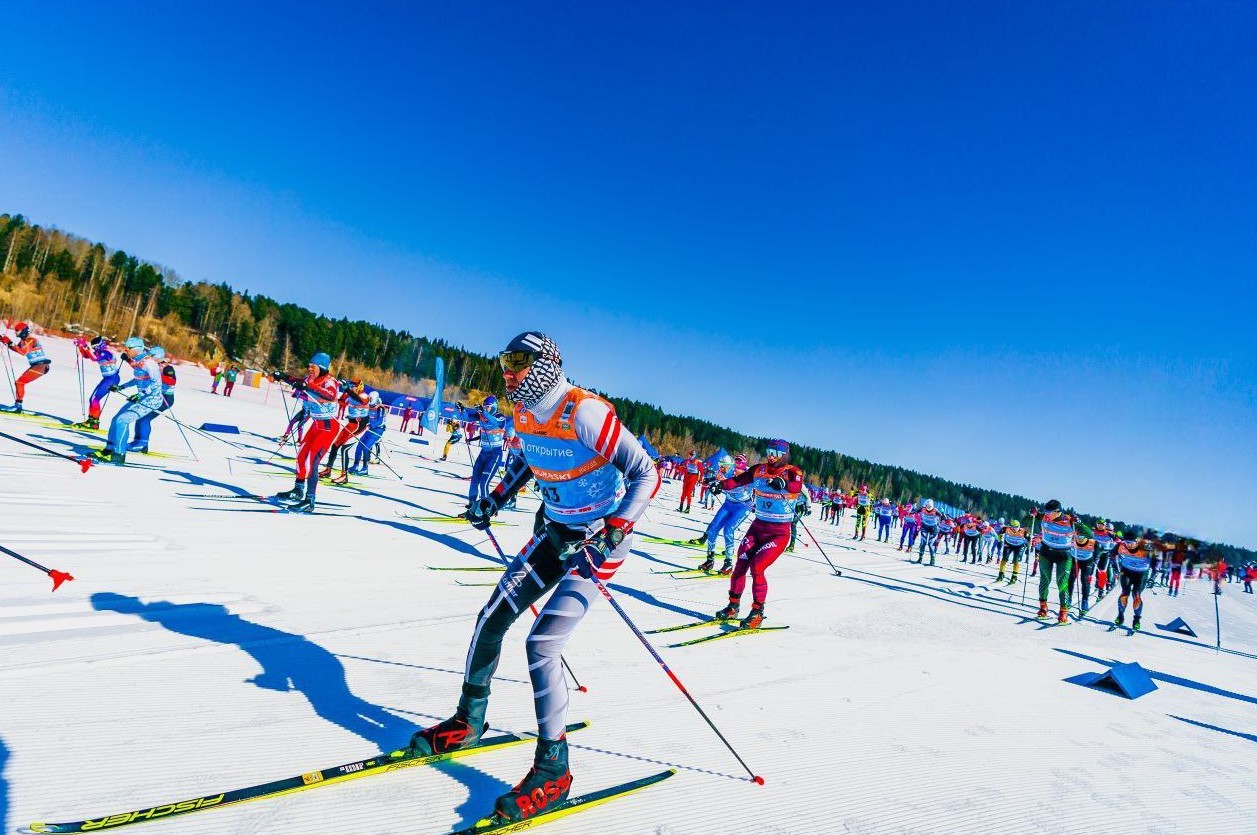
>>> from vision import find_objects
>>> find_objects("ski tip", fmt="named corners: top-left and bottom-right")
top-left (752, 774), bottom-right (765, 785)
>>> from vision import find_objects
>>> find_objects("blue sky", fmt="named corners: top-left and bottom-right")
top-left (2, 2), bottom-right (1255, 546)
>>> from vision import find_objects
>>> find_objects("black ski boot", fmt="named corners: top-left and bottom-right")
top-left (408, 685), bottom-right (489, 757)
top-left (714, 594), bottom-right (740, 621)
top-left (275, 481), bottom-right (304, 503)
top-left (493, 735), bottom-right (571, 823)
top-left (287, 495), bottom-right (316, 514)
top-left (697, 555), bottom-right (715, 572)
top-left (687, 534), bottom-right (707, 546)
top-left (719, 557), bottom-right (733, 575)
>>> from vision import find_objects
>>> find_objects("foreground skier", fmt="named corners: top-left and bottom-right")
top-left (406, 331), bottom-right (659, 824)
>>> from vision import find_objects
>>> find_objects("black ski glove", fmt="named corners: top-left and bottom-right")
top-left (466, 496), bottom-right (497, 530)
top-left (767, 476), bottom-right (787, 490)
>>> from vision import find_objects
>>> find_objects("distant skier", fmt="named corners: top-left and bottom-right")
top-left (711, 439), bottom-right (803, 630)
top-left (467, 395), bottom-right (510, 507)
top-left (405, 331), bottom-right (658, 825)
top-left (677, 450), bottom-right (704, 513)
top-left (1033, 500), bottom-right (1076, 624)
top-left (995, 520), bottom-right (1028, 583)
top-left (937, 515), bottom-right (955, 555)
top-left (1092, 519), bottom-right (1117, 599)
top-left (399, 403), bottom-right (414, 433)
top-left (1, 322), bottom-right (51, 412)
top-left (440, 418), bottom-right (463, 461)
top-left (853, 485), bottom-right (871, 539)
top-left (873, 498), bottom-right (894, 542)
top-left (694, 454), bottom-right (752, 574)
top-left (914, 500), bottom-right (941, 564)
top-left (349, 391), bottom-right (388, 475)
top-left (896, 502), bottom-right (918, 551)
top-left (1113, 532), bottom-right (1152, 629)
top-left (325, 379), bottom-right (369, 483)
top-left (272, 352), bottom-right (341, 513)
top-left (959, 514), bottom-right (982, 563)
top-left (73, 335), bottom-right (121, 429)
top-left (222, 365), bottom-right (239, 397)
top-left (1068, 524), bottom-right (1097, 614)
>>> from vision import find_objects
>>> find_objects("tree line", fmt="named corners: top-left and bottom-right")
top-left (1, 211), bottom-right (1251, 564)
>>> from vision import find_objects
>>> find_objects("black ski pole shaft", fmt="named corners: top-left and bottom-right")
top-left (483, 528), bottom-right (587, 693)
top-left (0, 429), bottom-right (93, 472)
top-left (578, 551), bottom-right (764, 784)
top-left (373, 441), bottom-right (404, 480)
top-left (161, 406), bottom-right (200, 462)
top-left (799, 520), bottom-right (843, 576)
top-left (1215, 587), bottom-right (1222, 653)
top-left (1020, 513), bottom-right (1037, 606)
top-left (0, 348), bottom-right (16, 398)
top-left (0, 543), bottom-right (75, 591)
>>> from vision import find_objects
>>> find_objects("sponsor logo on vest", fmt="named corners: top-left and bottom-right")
top-left (525, 443), bottom-right (574, 457)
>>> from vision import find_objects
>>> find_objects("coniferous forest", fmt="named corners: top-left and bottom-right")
top-left (1, 212), bottom-right (1251, 564)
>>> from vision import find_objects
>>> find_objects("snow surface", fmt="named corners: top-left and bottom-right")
top-left (1, 334), bottom-right (1255, 835)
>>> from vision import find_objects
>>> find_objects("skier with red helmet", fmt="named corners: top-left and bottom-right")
top-left (711, 439), bottom-right (804, 629)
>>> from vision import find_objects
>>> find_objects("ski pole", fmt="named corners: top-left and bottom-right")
top-left (0, 543), bottom-right (75, 591)
top-left (0, 429), bottom-right (93, 472)
top-left (1214, 584), bottom-right (1222, 654)
top-left (574, 545), bottom-right (765, 785)
top-left (1020, 511), bottom-right (1037, 607)
top-left (76, 349), bottom-right (87, 420)
top-left (482, 528), bottom-right (587, 693)
top-left (0, 346), bottom-right (15, 399)
top-left (161, 405), bottom-right (200, 462)
top-left (799, 519), bottom-right (843, 577)
top-left (372, 440), bottom-right (404, 481)
top-left (163, 409), bottom-right (248, 450)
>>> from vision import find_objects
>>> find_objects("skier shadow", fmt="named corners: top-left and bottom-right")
top-left (403, 480), bottom-right (474, 502)
top-left (160, 469), bottom-right (266, 499)
top-left (827, 568), bottom-right (1038, 623)
top-left (332, 482), bottom-right (457, 517)
top-left (0, 737), bottom-right (9, 835)
top-left (1167, 715), bottom-right (1257, 744)
top-left (629, 547), bottom-right (691, 571)
top-left (353, 516), bottom-right (498, 563)
top-left (26, 432), bottom-right (98, 459)
top-left (1053, 648), bottom-right (1257, 707)
top-left (90, 592), bottom-right (419, 751)
top-left (605, 582), bottom-right (709, 621)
